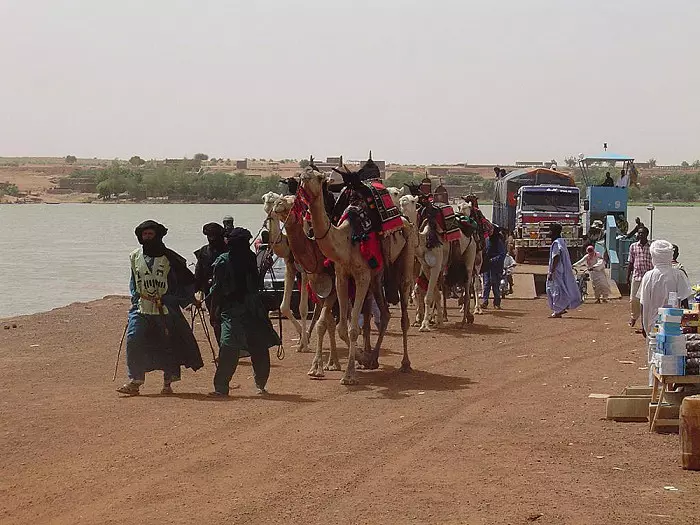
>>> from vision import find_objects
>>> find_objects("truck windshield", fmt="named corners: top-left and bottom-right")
top-left (521, 191), bottom-right (579, 213)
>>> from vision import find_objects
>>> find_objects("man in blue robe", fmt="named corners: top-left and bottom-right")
top-left (117, 220), bottom-right (204, 396)
top-left (546, 223), bottom-right (582, 318)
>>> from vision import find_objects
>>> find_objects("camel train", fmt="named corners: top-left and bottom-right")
top-left (260, 156), bottom-right (488, 384)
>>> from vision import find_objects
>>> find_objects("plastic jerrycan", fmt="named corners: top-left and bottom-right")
top-left (680, 395), bottom-right (700, 470)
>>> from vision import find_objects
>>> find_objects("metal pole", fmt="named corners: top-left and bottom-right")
top-left (647, 203), bottom-right (655, 240)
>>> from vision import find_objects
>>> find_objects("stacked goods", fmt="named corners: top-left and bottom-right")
top-left (686, 334), bottom-right (700, 376)
top-left (682, 311), bottom-right (699, 334)
top-left (652, 308), bottom-right (686, 375)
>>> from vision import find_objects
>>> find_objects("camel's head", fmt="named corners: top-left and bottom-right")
top-left (399, 194), bottom-right (419, 223)
top-left (262, 191), bottom-right (282, 215)
top-left (299, 162), bottom-right (327, 198)
top-left (271, 195), bottom-right (295, 221)
top-left (458, 200), bottom-right (473, 216)
top-left (386, 187), bottom-right (402, 209)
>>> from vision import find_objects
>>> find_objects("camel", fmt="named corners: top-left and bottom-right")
top-left (266, 193), bottom-right (342, 375)
top-left (399, 194), bottom-right (449, 331)
top-left (262, 192), bottom-right (312, 352)
top-left (400, 195), bottom-right (481, 328)
top-left (299, 165), bottom-right (415, 385)
top-left (457, 201), bottom-right (485, 315)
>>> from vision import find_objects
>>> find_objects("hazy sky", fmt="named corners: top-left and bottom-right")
top-left (1, 0), bottom-right (698, 164)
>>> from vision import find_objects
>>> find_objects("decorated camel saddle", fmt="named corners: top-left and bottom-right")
top-left (330, 158), bottom-right (403, 237)
top-left (324, 158), bottom-right (405, 273)
top-left (404, 183), bottom-right (461, 244)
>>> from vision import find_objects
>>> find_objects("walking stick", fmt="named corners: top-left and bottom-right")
top-left (196, 305), bottom-right (218, 368)
top-left (112, 322), bottom-right (128, 381)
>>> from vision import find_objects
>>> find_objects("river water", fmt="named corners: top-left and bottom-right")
top-left (0, 203), bottom-right (697, 318)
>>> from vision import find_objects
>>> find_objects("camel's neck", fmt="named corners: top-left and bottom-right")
top-left (268, 215), bottom-right (288, 259)
top-left (307, 187), bottom-right (345, 263)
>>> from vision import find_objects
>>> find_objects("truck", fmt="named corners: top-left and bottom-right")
top-left (492, 167), bottom-right (584, 263)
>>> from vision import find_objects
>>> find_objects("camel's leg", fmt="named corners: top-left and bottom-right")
top-left (307, 301), bottom-right (328, 378)
top-left (324, 292), bottom-right (341, 371)
top-left (297, 273), bottom-right (311, 352)
top-left (436, 278), bottom-right (446, 327)
top-left (463, 245), bottom-right (476, 326)
top-left (413, 282), bottom-right (426, 327)
top-left (307, 301), bottom-right (322, 342)
top-left (398, 256), bottom-right (413, 373)
top-left (341, 272), bottom-right (370, 386)
top-left (367, 276), bottom-right (390, 369)
top-left (360, 294), bottom-right (372, 361)
top-left (420, 262), bottom-right (441, 332)
top-left (280, 261), bottom-right (305, 346)
top-left (334, 272), bottom-right (354, 384)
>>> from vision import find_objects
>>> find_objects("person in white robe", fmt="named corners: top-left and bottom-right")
top-left (573, 246), bottom-right (611, 303)
top-left (637, 240), bottom-right (693, 337)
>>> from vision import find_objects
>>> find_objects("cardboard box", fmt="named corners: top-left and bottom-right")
top-left (648, 403), bottom-right (680, 433)
top-left (606, 395), bottom-right (651, 422)
top-left (651, 353), bottom-right (685, 375)
top-left (622, 385), bottom-right (653, 396)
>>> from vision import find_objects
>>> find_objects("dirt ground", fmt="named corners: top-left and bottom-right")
top-left (1, 296), bottom-right (699, 524)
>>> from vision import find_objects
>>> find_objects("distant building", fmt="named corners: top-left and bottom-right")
top-left (236, 159), bottom-right (248, 170)
top-left (57, 177), bottom-right (97, 193)
top-left (428, 167), bottom-right (449, 177)
top-left (515, 161), bottom-right (546, 167)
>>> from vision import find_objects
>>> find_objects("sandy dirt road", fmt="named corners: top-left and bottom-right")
top-left (1, 296), bottom-right (698, 524)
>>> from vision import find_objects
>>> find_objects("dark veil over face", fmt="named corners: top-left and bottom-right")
top-left (224, 227), bottom-right (259, 297)
top-left (135, 220), bottom-right (168, 257)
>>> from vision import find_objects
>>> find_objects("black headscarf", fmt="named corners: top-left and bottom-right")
top-left (134, 220), bottom-right (194, 286)
top-left (202, 222), bottom-right (226, 252)
top-left (225, 227), bottom-right (259, 297)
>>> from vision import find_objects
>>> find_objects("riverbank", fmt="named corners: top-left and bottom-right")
top-left (2, 296), bottom-right (698, 524)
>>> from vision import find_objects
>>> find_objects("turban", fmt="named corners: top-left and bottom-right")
top-left (202, 222), bottom-right (224, 237)
top-left (135, 220), bottom-right (167, 242)
top-left (650, 239), bottom-right (674, 268)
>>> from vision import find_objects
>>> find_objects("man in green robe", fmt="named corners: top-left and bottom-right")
top-left (209, 227), bottom-right (281, 396)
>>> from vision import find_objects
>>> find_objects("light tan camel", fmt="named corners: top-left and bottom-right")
top-left (299, 166), bottom-right (415, 385)
top-left (267, 193), bottom-right (342, 375)
top-left (400, 195), bottom-right (448, 331)
top-left (400, 195), bottom-right (481, 328)
top-left (262, 192), bottom-right (311, 352)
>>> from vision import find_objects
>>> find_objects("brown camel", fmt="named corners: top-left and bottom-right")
top-left (267, 193), bottom-right (342, 375)
top-left (262, 192), bottom-right (311, 352)
top-left (299, 165), bottom-right (415, 385)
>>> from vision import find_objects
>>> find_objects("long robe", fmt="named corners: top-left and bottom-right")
top-left (211, 252), bottom-right (281, 354)
top-left (126, 255), bottom-right (203, 381)
top-left (547, 238), bottom-right (582, 313)
top-left (573, 253), bottom-right (611, 299)
top-left (638, 265), bottom-right (692, 334)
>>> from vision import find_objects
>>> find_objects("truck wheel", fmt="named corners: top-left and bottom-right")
top-left (515, 247), bottom-right (526, 264)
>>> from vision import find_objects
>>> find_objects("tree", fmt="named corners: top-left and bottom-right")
top-left (210, 158), bottom-right (218, 163)
top-left (681, 161), bottom-right (690, 168)
top-left (129, 155), bottom-right (145, 166)
top-left (385, 171), bottom-right (417, 187)
top-left (65, 155), bottom-right (77, 164)
top-left (692, 160), bottom-right (700, 169)
top-left (299, 159), bottom-right (310, 168)
top-left (194, 153), bottom-right (209, 161)
top-left (647, 158), bottom-right (657, 168)
top-left (564, 156), bottom-right (577, 168)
